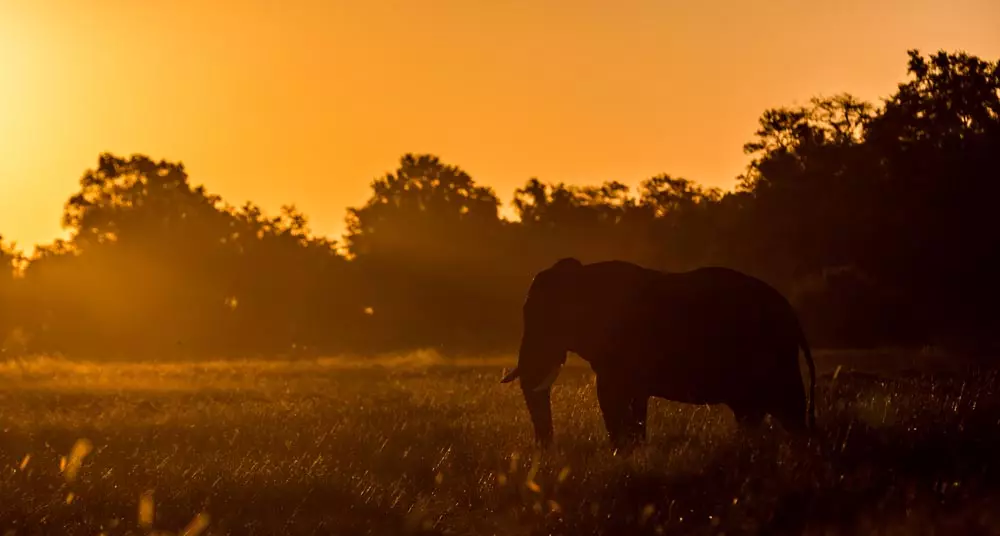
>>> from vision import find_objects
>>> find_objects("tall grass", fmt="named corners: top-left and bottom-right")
top-left (0, 354), bottom-right (998, 535)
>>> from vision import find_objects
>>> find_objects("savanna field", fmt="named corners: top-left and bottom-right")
top-left (2, 351), bottom-right (1000, 536)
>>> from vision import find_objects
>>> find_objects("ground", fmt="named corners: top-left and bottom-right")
top-left (1, 351), bottom-right (1000, 535)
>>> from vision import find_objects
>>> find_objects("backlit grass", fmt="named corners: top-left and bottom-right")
top-left (1, 353), bottom-right (998, 535)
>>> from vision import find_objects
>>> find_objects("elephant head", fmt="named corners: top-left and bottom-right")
top-left (500, 257), bottom-right (583, 445)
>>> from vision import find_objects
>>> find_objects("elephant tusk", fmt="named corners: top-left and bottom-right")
top-left (500, 367), bottom-right (520, 384)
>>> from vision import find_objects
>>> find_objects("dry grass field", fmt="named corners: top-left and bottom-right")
top-left (1, 350), bottom-right (999, 535)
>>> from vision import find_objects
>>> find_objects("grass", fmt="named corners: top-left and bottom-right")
top-left (1, 351), bottom-right (999, 535)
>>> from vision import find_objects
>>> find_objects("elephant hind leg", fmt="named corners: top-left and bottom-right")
top-left (764, 359), bottom-right (809, 434)
top-left (770, 387), bottom-right (808, 434)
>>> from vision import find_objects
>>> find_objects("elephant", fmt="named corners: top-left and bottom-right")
top-left (500, 258), bottom-right (816, 449)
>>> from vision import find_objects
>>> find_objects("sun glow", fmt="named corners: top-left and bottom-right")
top-left (1, 1), bottom-right (999, 252)
top-left (0, 9), bottom-right (80, 252)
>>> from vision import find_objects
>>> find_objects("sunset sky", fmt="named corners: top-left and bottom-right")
top-left (2, 0), bottom-right (999, 252)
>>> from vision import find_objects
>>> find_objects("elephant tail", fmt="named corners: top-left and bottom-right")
top-left (798, 324), bottom-right (817, 429)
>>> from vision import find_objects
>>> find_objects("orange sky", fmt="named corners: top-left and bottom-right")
top-left (2, 0), bottom-right (999, 252)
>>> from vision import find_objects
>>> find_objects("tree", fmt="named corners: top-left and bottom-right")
top-left (224, 202), bottom-right (362, 356)
top-left (0, 236), bottom-right (21, 354)
top-left (21, 154), bottom-right (367, 357)
top-left (736, 94), bottom-right (879, 282)
top-left (6, 49), bottom-right (999, 358)
top-left (19, 154), bottom-right (236, 356)
top-left (344, 154), bottom-right (515, 353)
top-left (346, 154), bottom-right (502, 261)
top-left (634, 174), bottom-right (723, 272)
top-left (512, 179), bottom-right (647, 265)
top-left (863, 50), bottom-right (1000, 349)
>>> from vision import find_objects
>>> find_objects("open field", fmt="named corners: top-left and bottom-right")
top-left (1, 351), bottom-right (1000, 535)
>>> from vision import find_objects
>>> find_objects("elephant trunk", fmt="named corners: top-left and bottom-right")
top-left (522, 385), bottom-right (553, 446)
top-left (501, 336), bottom-right (564, 446)
top-left (518, 337), bottom-right (563, 446)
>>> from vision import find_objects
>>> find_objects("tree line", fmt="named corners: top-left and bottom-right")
top-left (1, 49), bottom-right (998, 359)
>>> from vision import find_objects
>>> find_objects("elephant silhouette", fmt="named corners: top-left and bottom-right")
top-left (501, 258), bottom-right (816, 449)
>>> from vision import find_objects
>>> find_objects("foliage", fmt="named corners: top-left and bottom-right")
top-left (1, 49), bottom-right (999, 357)
top-left (0, 236), bottom-right (21, 354)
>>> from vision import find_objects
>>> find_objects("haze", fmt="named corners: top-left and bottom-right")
top-left (2, 0), bottom-right (999, 251)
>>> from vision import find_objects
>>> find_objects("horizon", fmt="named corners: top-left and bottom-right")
top-left (3, 0), bottom-right (1000, 253)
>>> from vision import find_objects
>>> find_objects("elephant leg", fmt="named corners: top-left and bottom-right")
top-left (770, 341), bottom-right (811, 434)
top-left (770, 378), bottom-right (808, 434)
top-left (596, 374), bottom-right (644, 450)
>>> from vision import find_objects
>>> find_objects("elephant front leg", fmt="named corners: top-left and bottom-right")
top-left (596, 374), bottom-right (648, 451)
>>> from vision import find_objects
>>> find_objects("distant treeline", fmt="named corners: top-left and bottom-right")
top-left (2, 49), bottom-right (999, 359)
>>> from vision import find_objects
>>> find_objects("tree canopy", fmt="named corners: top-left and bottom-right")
top-left (2, 49), bottom-right (998, 358)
